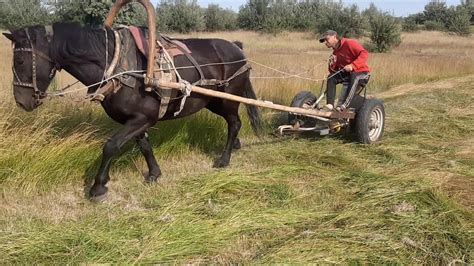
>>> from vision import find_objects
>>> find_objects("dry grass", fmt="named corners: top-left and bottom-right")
top-left (174, 31), bottom-right (474, 101)
top-left (0, 30), bottom-right (473, 264)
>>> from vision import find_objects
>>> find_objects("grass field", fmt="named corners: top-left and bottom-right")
top-left (0, 30), bottom-right (473, 264)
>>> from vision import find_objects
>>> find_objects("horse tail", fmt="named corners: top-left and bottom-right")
top-left (234, 40), bottom-right (261, 135)
top-left (243, 78), bottom-right (263, 136)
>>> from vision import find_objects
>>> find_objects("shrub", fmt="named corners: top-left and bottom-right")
top-left (402, 15), bottom-right (420, 32)
top-left (52, 0), bottom-right (146, 26)
top-left (237, 0), bottom-right (270, 31)
top-left (368, 12), bottom-right (402, 53)
top-left (156, 0), bottom-right (204, 33)
top-left (446, 6), bottom-right (471, 36)
top-left (238, 0), bottom-right (322, 32)
top-left (316, 2), bottom-right (365, 38)
top-left (424, 20), bottom-right (446, 31)
top-left (291, 1), bottom-right (323, 31)
top-left (204, 4), bottom-right (238, 32)
top-left (262, 1), bottom-right (296, 34)
top-left (423, 0), bottom-right (449, 25)
top-left (0, 0), bottom-right (53, 29)
top-left (460, 0), bottom-right (474, 23)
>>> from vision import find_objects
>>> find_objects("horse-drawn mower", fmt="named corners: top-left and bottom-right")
top-left (105, 0), bottom-right (385, 144)
top-left (282, 77), bottom-right (385, 144)
top-left (4, 0), bottom-right (386, 200)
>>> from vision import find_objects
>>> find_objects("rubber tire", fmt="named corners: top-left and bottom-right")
top-left (353, 98), bottom-right (385, 144)
top-left (287, 91), bottom-right (317, 126)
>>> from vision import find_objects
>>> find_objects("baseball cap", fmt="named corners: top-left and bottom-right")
top-left (319, 30), bottom-right (338, 43)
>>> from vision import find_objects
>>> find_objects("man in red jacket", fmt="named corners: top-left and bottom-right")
top-left (319, 30), bottom-right (370, 111)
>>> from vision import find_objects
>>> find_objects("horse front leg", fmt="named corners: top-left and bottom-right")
top-left (135, 132), bottom-right (161, 183)
top-left (89, 116), bottom-right (151, 200)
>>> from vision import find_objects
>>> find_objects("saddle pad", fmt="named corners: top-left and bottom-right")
top-left (128, 26), bottom-right (191, 58)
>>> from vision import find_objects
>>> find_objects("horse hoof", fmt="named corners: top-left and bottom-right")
top-left (213, 160), bottom-right (229, 168)
top-left (145, 175), bottom-right (159, 184)
top-left (89, 185), bottom-right (108, 202)
top-left (90, 193), bottom-right (107, 203)
top-left (233, 139), bottom-right (241, 150)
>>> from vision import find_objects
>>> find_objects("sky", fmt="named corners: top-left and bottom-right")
top-left (150, 0), bottom-right (462, 17)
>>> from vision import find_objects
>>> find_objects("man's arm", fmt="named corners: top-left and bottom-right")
top-left (348, 40), bottom-right (369, 71)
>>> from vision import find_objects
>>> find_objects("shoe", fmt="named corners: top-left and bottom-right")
top-left (322, 104), bottom-right (333, 111)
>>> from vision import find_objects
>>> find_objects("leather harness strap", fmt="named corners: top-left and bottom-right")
top-left (90, 28), bottom-right (253, 120)
top-left (160, 35), bottom-right (205, 85)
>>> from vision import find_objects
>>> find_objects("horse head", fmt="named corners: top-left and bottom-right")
top-left (3, 26), bottom-right (58, 111)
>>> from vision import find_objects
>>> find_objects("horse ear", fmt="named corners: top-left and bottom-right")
top-left (2, 32), bottom-right (14, 42)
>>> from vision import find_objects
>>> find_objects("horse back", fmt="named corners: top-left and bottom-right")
top-left (172, 38), bottom-right (247, 84)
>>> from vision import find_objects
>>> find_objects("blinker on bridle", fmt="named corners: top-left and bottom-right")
top-left (12, 27), bottom-right (58, 105)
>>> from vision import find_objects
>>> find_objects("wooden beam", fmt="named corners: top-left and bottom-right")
top-left (148, 79), bottom-right (355, 120)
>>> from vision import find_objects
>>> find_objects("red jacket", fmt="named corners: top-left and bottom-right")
top-left (329, 38), bottom-right (370, 73)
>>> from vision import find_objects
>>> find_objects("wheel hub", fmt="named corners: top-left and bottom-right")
top-left (368, 107), bottom-right (384, 142)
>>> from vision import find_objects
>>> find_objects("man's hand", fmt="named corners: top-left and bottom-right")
top-left (343, 64), bottom-right (354, 72)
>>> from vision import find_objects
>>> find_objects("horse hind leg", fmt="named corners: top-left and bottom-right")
top-left (207, 101), bottom-right (242, 168)
top-left (136, 132), bottom-right (161, 183)
top-left (216, 113), bottom-right (241, 168)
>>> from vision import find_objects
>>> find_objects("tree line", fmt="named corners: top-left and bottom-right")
top-left (1, 0), bottom-right (472, 53)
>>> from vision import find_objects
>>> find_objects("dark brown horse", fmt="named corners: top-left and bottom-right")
top-left (3, 23), bottom-right (262, 200)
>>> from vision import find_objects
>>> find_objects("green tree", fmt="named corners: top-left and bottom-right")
top-left (402, 14), bottom-right (420, 32)
top-left (262, 0), bottom-right (297, 33)
top-left (291, 0), bottom-right (324, 31)
top-left (156, 0), bottom-right (204, 33)
top-left (424, 20), bottom-right (446, 31)
top-left (362, 2), bottom-right (379, 19)
top-left (423, 0), bottom-right (449, 26)
top-left (368, 12), bottom-right (401, 53)
top-left (0, 0), bottom-right (53, 29)
top-left (446, 5), bottom-right (471, 35)
top-left (204, 4), bottom-right (237, 32)
top-left (53, 0), bottom-right (146, 26)
top-left (237, 0), bottom-right (271, 31)
top-left (460, 0), bottom-right (474, 23)
top-left (316, 2), bottom-right (365, 38)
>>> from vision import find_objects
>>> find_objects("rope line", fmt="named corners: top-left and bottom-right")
top-left (48, 59), bottom-right (330, 98)
top-left (48, 70), bottom-right (147, 97)
top-left (247, 59), bottom-right (327, 82)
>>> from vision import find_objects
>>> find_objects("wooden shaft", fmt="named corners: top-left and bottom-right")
top-left (104, 0), bottom-right (156, 91)
top-left (151, 79), bottom-right (355, 119)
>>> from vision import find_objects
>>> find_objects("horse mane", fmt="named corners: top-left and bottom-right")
top-left (51, 23), bottom-right (114, 67)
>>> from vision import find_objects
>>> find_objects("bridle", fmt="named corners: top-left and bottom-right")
top-left (12, 27), bottom-right (58, 105)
